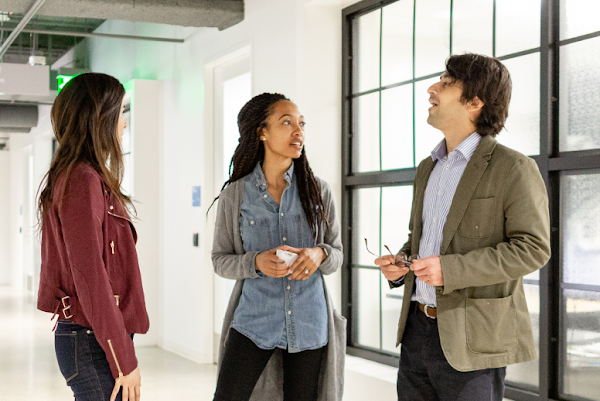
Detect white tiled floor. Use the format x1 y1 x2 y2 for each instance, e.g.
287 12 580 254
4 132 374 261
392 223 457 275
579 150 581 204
0 285 510 400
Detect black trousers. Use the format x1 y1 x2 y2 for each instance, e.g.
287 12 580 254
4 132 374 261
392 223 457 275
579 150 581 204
214 328 325 401
397 302 506 401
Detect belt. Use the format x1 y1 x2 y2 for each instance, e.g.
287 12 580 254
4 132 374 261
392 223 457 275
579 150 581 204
417 302 437 319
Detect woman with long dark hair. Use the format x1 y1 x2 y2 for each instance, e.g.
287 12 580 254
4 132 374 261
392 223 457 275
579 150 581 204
37 73 149 401
211 93 345 400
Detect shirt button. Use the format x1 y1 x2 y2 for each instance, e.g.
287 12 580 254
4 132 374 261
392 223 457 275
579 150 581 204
445 166 449 170
438 191 442 195
433 218 437 222
263 194 268 198
281 213 284 216
250 221 254 225
109 206 114 210
287 286 291 290
288 311 291 315
283 237 287 241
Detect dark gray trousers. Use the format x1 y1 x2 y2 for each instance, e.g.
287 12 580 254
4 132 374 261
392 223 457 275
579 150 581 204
397 302 506 401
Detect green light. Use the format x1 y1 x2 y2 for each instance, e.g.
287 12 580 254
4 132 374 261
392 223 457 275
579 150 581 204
57 74 81 93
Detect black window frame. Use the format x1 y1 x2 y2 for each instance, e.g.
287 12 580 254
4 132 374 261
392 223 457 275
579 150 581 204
341 1 600 400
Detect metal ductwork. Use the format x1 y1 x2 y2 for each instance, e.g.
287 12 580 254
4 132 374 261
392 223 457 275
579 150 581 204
0 0 244 30
0 104 38 134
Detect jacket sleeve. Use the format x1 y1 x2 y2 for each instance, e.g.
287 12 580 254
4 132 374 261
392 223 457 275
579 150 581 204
59 169 137 379
316 180 343 275
440 157 551 294
211 192 261 280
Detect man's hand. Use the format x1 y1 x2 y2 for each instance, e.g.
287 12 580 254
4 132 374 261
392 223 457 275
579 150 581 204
410 255 444 286
282 245 326 281
110 367 141 401
255 247 288 278
374 255 410 282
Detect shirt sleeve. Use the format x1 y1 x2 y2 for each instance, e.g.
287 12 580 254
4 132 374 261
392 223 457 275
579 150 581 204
59 169 137 379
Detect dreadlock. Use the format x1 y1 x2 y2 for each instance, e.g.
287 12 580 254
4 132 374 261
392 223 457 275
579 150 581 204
209 92 327 240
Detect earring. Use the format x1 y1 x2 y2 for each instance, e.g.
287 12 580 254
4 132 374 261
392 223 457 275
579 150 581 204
260 137 266 141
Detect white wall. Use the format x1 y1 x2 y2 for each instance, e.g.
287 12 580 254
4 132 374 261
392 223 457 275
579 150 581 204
0 151 10 285
41 0 362 364
7 105 54 291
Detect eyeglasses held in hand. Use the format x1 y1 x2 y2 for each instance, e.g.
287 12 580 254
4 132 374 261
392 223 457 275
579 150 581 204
364 238 419 267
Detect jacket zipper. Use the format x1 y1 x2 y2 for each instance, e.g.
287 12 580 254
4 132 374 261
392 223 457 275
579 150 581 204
107 339 124 378
110 241 115 254
108 210 133 224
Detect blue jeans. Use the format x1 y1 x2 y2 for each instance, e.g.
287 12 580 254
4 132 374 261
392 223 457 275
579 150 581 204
55 320 126 401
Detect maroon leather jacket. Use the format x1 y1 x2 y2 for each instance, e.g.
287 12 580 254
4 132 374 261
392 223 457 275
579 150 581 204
38 163 149 379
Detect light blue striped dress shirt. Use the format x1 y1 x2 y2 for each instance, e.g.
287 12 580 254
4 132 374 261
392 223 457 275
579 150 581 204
411 132 481 307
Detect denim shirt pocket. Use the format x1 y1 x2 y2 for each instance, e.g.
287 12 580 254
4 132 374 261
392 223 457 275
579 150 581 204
240 216 275 253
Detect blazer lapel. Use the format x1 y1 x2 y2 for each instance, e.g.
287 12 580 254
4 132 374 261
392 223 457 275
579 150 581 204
412 158 436 253
440 135 497 255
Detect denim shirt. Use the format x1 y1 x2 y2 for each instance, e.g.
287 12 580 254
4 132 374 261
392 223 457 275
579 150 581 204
231 162 328 353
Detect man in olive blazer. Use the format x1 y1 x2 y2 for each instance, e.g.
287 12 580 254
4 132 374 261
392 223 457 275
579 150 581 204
375 54 551 400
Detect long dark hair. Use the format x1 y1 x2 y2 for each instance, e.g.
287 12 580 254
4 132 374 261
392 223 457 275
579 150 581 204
210 92 327 239
37 72 132 228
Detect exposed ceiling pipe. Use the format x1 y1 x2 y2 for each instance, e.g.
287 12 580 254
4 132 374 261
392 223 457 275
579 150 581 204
0 27 184 43
0 0 48 59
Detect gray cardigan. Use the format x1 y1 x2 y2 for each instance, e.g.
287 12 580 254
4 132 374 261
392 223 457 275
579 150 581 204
212 176 346 401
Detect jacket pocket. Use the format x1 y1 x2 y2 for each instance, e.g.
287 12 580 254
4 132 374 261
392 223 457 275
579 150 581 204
465 295 516 354
54 330 78 382
458 197 495 238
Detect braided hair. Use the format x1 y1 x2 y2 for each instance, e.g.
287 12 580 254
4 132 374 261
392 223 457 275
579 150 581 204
210 92 328 240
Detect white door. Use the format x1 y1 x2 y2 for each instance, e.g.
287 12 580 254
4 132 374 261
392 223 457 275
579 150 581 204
211 52 252 362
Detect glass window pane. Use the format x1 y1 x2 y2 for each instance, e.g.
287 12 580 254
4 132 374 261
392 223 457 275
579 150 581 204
559 37 600 152
506 284 540 388
356 268 381 348
380 185 413 353
497 54 541 156
353 188 381 267
381 185 413 254
381 85 413 170
355 9 381 93
561 289 600 399
495 0 541 57
560 0 600 40
353 93 380 173
415 77 444 163
561 171 600 286
382 274 402 354
452 0 493 56
381 0 414 86
415 0 450 78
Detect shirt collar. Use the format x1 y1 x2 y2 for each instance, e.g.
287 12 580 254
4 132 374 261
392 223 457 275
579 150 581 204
431 132 481 162
251 161 295 188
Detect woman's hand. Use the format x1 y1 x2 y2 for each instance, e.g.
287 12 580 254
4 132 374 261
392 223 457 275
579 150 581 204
255 247 288 278
282 245 326 281
110 366 141 401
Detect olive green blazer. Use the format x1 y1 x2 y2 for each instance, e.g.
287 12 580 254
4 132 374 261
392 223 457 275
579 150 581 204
395 134 551 372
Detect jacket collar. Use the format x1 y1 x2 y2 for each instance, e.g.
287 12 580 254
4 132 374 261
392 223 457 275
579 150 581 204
439 134 497 254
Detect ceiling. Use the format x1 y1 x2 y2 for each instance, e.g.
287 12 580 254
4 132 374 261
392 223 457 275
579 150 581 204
0 0 244 65
0 0 244 138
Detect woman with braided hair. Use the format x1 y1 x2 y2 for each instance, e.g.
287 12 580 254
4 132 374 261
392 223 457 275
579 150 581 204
211 93 345 400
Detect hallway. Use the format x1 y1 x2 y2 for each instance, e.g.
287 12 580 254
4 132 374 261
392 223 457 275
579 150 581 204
0 285 219 400
0 285 400 400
